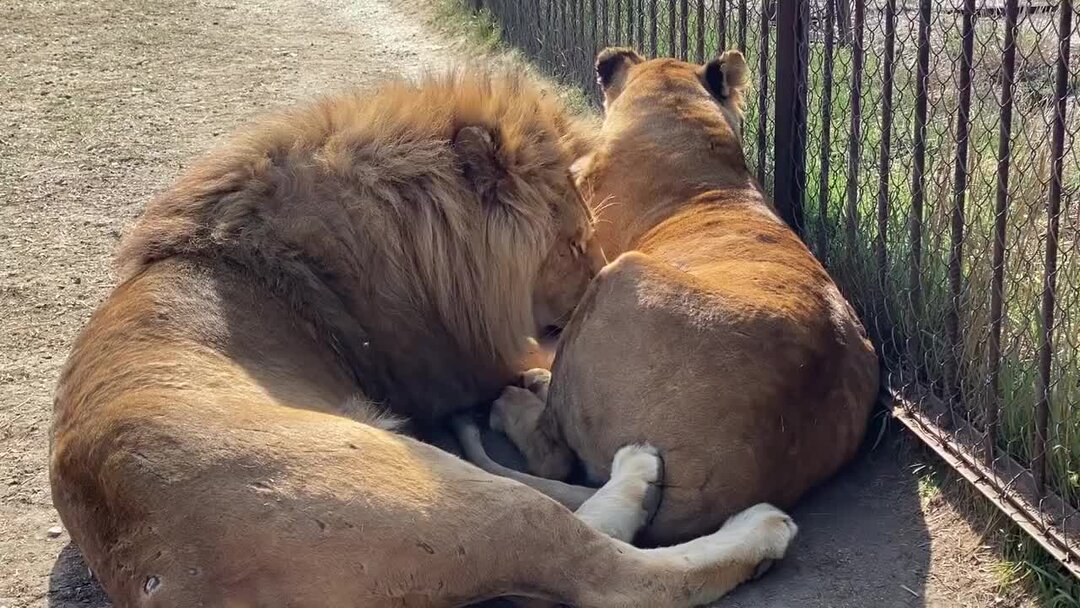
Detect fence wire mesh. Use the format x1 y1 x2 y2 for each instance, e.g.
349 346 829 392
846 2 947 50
477 0 1080 577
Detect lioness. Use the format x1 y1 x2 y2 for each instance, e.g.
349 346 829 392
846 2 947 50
50 67 795 607
466 50 879 546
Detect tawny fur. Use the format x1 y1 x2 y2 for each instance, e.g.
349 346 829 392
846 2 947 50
485 49 879 546
112 67 602 422
50 66 795 607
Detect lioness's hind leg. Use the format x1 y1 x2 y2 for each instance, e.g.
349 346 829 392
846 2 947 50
520 368 552 401
490 371 573 481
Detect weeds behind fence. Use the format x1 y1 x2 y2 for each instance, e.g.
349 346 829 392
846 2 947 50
476 0 1080 579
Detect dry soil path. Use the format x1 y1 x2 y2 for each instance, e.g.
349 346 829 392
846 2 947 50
0 0 1036 605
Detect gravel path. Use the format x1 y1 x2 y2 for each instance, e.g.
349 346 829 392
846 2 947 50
0 0 1038 605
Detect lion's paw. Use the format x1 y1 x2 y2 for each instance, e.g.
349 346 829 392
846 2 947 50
611 444 662 486
609 444 664 525
723 503 798 562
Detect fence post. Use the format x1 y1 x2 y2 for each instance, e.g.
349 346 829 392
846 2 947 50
1033 0 1073 496
773 0 809 232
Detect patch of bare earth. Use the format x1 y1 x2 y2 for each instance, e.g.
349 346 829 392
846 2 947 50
0 0 1040 605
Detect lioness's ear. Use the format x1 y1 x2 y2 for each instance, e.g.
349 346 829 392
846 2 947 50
702 50 749 102
596 47 644 107
452 125 505 206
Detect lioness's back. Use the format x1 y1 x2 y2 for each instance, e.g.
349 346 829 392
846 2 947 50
543 50 878 545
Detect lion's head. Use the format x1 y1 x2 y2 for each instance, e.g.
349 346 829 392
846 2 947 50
115 66 605 413
448 118 606 345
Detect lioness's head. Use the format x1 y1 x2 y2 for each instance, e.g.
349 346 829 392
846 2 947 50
568 49 753 254
594 47 748 135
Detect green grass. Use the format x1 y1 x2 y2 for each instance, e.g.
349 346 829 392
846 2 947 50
427 0 597 114
912 453 1080 607
431 0 504 52
792 14 1080 510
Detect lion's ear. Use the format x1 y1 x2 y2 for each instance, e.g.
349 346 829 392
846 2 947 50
596 47 644 108
452 125 505 206
702 50 749 102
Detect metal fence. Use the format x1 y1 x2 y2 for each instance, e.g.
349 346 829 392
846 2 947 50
474 0 1080 579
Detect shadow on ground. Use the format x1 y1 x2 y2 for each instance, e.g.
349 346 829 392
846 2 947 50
717 435 931 607
49 542 111 608
48 430 930 608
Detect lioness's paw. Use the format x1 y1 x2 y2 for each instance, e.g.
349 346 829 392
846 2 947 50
490 385 544 434
724 503 798 561
520 368 552 399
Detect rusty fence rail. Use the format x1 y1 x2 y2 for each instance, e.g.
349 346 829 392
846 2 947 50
474 0 1080 579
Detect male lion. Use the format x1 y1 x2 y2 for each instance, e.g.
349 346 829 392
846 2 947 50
464 50 879 547
50 66 796 607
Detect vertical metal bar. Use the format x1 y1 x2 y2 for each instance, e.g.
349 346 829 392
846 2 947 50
844 0 864 244
696 0 705 62
680 0 689 59
1033 0 1073 495
578 0 587 73
548 0 557 69
513 1 520 46
718 0 728 51
552 0 561 70
650 0 659 55
909 0 930 364
592 0 599 56
986 0 1019 466
837 0 853 46
568 0 575 74
568 0 577 78
565 0 574 72
617 0 626 44
669 0 677 56
817 0 836 260
533 1 543 55
578 0 586 90
539 0 547 70
738 0 747 54
514 1 525 53
602 0 610 48
875 0 897 292
756 0 771 188
638 0 646 50
547 0 556 70
774 0 809 231
584 0 592 90
946 0 976 407
549 0 558 69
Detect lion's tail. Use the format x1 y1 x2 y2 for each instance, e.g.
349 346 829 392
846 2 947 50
449 413 596 510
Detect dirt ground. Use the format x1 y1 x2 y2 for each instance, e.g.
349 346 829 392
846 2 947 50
0 0 1043 605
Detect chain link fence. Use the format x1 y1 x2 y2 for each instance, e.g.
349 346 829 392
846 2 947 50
474 0 1080 578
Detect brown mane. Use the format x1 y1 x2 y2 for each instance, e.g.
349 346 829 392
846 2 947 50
114 66 596 414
